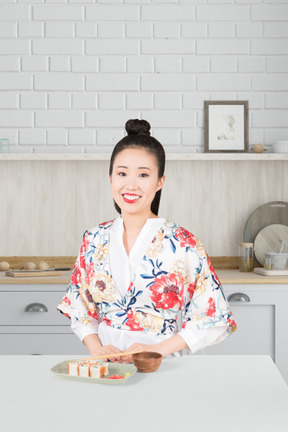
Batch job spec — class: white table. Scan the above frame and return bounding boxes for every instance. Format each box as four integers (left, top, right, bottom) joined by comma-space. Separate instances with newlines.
1, 355, 288, 432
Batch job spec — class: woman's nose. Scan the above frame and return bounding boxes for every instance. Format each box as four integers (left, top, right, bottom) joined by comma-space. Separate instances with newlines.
126, 176, 138, 189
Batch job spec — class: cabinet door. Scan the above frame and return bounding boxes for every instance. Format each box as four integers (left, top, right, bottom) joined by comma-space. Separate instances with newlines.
0, 333, 88, 355
0, 292, 68, 326
200, 303, 275, 360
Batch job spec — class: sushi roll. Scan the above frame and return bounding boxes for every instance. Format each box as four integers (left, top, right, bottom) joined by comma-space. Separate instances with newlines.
89, 362, 109, 378
68, 360, 83, 376
78, 363, 91, 377
68, 360, 108, 378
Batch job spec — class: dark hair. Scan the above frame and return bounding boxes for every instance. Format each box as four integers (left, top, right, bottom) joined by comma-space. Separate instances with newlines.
109, 119, 166, 216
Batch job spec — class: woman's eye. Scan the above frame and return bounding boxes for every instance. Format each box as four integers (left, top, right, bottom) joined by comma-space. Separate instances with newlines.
118, 172, 126, 176
139, 173, 148, 178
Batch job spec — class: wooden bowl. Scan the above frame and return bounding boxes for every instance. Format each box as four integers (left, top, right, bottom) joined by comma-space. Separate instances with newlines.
132, 352, 162, 373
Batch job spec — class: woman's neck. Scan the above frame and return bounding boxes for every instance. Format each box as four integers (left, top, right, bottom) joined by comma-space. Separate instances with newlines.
120, 211, 157, 256
120, 211, 158, 235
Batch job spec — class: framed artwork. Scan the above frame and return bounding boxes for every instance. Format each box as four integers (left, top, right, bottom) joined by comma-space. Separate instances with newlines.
204, 100, 249, 153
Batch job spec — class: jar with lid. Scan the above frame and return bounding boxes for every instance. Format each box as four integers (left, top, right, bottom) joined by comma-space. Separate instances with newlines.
239, 242, 254, 272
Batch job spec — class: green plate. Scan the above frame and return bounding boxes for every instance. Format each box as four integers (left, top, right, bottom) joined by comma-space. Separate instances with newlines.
50, 360, 137, 385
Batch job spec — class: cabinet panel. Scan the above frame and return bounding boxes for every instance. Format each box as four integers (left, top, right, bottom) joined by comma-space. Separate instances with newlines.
0, 292, 66, 326
0, 333, 87, 355
201, 304, 275, 360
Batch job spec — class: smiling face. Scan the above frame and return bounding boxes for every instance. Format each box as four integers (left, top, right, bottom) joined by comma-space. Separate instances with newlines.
110, 147, 165, 219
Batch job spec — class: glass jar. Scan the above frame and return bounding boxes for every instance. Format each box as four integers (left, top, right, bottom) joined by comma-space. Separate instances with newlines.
239, 242, 254, 272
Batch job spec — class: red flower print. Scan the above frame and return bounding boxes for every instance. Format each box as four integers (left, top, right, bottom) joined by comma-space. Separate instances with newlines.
150, 273, 184, 310
88, 310, 98, 320
188, 282, 196, 299
103, 316, 112, 327
62, 296, 71, 306
71, 266, 81, 285
126, 311, 144, 331
206, 297, 216, 317
100, 219, 114, 227
227, 318, 237, 328
175, 228, 196, 249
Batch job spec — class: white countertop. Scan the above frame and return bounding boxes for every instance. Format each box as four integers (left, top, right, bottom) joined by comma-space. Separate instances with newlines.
1, 355, 287, 432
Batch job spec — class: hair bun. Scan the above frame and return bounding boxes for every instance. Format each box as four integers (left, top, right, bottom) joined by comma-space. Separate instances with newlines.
125, 119, 151, 136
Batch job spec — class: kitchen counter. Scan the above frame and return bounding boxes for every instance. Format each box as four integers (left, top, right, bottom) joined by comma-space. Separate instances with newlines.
0, 355, 287, 432
0, 270, 72, 285
1, 268, 288, 285
217, 269, 288, 284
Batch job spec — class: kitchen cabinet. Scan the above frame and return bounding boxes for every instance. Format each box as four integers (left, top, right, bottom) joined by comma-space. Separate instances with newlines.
0, 270, 288, 384
0, 282, 87, 355
196, 281, 288, 385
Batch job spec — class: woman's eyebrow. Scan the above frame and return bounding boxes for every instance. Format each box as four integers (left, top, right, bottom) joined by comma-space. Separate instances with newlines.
116, 165, 151, 170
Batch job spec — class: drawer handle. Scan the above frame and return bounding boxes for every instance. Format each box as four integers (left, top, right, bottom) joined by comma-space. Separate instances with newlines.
25, 303, 48, 312
228, 293, 250, 302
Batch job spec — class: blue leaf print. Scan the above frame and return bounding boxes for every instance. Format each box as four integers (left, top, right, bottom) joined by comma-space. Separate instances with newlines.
140, 273, 155, 279
170, 238, 176, 253
218, 285, 226, 300
156, 259, 163, 268
116, 311, 127, 317
152, 269, 167, 278
152, 304, 160, 313
186, 300, 191, 309
127, 297, 137, 308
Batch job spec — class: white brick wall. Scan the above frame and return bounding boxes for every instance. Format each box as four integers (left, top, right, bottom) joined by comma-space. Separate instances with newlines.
0, 1, 287, 152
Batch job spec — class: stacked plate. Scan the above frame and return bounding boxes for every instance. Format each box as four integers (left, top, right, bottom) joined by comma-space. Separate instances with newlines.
244, 201, 288, 269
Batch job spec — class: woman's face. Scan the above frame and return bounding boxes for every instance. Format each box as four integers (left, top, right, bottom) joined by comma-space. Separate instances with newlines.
110, 147, 165, 218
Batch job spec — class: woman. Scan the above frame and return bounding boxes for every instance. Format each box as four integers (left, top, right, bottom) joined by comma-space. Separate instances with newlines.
57, 119, 237, 363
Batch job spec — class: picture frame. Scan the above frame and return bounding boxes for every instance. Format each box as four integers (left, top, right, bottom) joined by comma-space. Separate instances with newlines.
204, 100, 249, 153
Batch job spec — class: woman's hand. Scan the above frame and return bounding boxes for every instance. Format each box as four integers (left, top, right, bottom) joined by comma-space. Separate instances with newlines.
120, 343, 163, 363
83, 335, 124, 362
90, 344, 124, 362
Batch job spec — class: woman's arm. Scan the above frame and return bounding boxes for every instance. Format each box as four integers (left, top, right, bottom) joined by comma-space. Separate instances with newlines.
122, 334, 188, 363
154, 334, 188, 356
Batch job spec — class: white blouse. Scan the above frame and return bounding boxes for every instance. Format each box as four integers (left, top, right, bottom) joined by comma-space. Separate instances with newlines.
71, 216, 227, 354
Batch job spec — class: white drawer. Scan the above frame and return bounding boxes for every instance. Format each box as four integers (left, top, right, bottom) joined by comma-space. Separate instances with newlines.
0, 292, 67, 326
0, 333, 87, 355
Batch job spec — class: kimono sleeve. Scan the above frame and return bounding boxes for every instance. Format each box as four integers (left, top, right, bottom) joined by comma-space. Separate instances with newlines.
181, 240, 237, 346
57, 230, 98, 328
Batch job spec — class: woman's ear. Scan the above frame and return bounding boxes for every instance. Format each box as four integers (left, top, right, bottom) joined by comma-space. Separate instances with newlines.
157, 174, 165, 191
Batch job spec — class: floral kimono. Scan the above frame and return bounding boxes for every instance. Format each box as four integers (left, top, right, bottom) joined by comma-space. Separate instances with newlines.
57, 219, 237, 344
